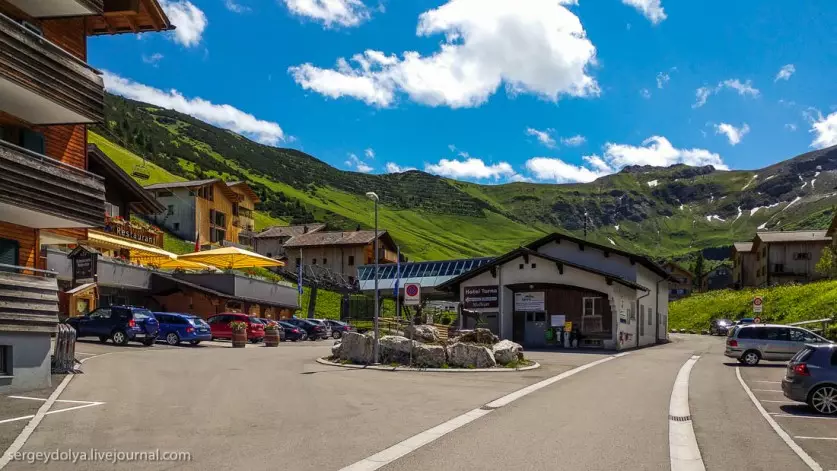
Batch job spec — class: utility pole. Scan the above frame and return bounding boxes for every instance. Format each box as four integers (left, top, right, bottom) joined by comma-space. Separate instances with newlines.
366, 192, 380, 364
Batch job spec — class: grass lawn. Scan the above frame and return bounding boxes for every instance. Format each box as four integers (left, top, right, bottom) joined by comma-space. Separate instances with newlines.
89, 131, 184, 185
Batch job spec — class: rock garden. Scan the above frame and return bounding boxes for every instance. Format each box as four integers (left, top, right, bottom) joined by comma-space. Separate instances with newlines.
327, 326, 535, 370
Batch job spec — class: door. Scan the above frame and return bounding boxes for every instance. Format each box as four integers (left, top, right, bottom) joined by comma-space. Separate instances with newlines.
86, 307, 112, 337
512, 312, 525, 344
523, 312, 547, 347
763, 327, 793, 360
156, 314, 172, 338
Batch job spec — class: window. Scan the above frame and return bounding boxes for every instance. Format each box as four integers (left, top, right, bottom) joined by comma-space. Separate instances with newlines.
0, 126, 45, 154
0, 238, 20, 268
534, 312, 546, 322
348, 255, 355, 266
582, 298, 603, 333
232, 203, 240, 216
531, 263, 537, 269
89, 307, 112, 319
167, 205, 174, 216
105, 202, 120, 218
648, 307, 653, 325
323, 258, 328, 265
0, 345, 9, 376
312, 259, 317, 265
583, 298, 601, 316
793, 252, 812, 260
773, 263, 784, 273
210, 228, 225, 243
790, 329, 821, 343
765, 327, 789, 342
737, 327, 755, 339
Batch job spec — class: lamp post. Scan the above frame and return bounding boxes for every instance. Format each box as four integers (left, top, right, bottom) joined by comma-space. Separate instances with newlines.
365, 191, 380, 364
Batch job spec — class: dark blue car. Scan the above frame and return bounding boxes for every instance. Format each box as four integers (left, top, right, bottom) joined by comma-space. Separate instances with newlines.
67, 306, 159, 346
154, 313, 212, 346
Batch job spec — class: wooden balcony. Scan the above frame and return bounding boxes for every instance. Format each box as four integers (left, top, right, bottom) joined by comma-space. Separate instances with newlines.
0, 140, 105, 228
0, 13, 104, 124
0, 264, 59, 333
5, 0, 103, 18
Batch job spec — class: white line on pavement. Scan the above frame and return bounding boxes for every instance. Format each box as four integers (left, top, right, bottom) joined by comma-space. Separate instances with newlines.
736, 367, 823, 471
0, 402, 104, 426
795, 437, 837, 441
7, 396, 102, 405
669, 355, 705, 471
340, 353, 630, 471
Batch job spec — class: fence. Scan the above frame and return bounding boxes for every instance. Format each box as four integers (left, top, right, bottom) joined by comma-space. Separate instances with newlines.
52, 324, 77, 374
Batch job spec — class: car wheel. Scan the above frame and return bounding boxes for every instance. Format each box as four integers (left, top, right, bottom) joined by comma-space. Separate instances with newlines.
166, 332, 180, 346
332, 331, 342, 339
112, 330, 129, 346
809, 385, 837, 415
742, 350, 761, 366
98, 336, 108, 343
190, 340, 201, 346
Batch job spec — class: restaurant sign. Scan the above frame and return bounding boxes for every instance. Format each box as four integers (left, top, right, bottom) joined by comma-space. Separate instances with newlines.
463, 286, 499, 309
68, 245, 99, 285
103, 221, 163, 247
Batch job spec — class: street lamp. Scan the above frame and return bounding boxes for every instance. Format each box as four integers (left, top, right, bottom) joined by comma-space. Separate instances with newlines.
365, 191, 380, 364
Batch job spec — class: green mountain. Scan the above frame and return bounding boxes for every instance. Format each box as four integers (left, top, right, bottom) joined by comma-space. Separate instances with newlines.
95, 93, 837, 262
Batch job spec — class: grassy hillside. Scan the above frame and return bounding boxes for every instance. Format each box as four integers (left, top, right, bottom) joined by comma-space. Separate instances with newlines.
669, 282, 837, 332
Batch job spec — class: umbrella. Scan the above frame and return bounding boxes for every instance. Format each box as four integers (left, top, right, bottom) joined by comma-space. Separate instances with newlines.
177, 246, 285, 270
153, 258, 217, 271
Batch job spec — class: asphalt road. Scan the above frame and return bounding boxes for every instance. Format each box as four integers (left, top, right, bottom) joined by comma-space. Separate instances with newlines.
3, 335, 835, 470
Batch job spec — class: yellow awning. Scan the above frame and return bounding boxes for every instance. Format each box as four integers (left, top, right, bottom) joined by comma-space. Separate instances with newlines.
85, 230, 177, 264
177, 246, 285, 269
154, 258, 217, 271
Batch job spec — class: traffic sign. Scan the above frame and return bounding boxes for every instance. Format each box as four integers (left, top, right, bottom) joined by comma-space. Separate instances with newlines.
753, 317, 762, 324
753, 296, 763, 313
404, 283, 421, 306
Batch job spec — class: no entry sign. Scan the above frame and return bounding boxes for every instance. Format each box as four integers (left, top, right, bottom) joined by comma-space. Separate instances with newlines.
404, 283, 421, 306
753, 296, 763, 313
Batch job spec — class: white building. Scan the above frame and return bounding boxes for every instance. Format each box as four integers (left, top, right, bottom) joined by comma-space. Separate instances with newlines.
439, 233, 670, 350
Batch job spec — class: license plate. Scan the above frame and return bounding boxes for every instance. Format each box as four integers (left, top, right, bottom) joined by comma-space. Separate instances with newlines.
199, 328, 208, 332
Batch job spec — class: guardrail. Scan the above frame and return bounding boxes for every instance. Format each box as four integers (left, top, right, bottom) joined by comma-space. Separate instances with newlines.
788, 318, 834, 334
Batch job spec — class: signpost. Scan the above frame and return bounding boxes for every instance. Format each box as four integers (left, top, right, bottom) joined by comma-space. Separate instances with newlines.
68, 245, 99, 286
463, 286, 499, 309
514, 292, 545, 311
753, 296, 763, 314
404, 283, 421, 306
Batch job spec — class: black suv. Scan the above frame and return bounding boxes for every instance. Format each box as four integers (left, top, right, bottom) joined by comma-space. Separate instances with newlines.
283, 318, 328, 340
66, 306, 159, 346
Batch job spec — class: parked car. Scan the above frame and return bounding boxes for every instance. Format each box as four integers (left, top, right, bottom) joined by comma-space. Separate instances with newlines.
307, 319, 332, 337
725, 324, 832, 365
206, 313, 265, 343
252, 318, 285, 341
154, 312, 212, 346
283, 318, 328, 340
735, 318, 756, 326
325, 319, 354, 339
782, 344, 837, 415
67, 306, 159, 346
278, 321, 307, 341
709, 318, 733, 336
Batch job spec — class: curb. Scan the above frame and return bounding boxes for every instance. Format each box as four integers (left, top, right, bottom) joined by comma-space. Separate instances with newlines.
315, 357, 541, 373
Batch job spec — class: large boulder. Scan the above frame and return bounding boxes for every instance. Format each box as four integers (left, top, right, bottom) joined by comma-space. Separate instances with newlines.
492, 340, 523, 365
331, 341, 343, 358
455, 328, 499, 345
379, 336, 413, 364
412, 343, 447, 368
339, 332, 375, 364
447, 342, 496, 368
403, 324, 440, 343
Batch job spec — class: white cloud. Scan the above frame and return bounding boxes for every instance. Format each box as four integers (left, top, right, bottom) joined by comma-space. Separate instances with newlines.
425, 156, 515, 180
622, 0, 666, 24
526, 157, 604, 183
582, 155, 612, 173
561, 135, 586, 147
640, 88, 652, 99
385, 162, 417, 173
345, 153, 373, 173
810, 111, 837, 149
693, 79, 759, 108
602, 136, 728, 170
775, 64, 796, 82
525, 127, 556, 148
282, 0, 370, 27
224, 0, 250, 13
159, 0, 207, 47
142, 53, 164, 66
289, 0, 599, 109
714, 123, 750, 146
364, 148, 375, 159
656, 71, 670, 89
103, 72, 285, 145
785, 123, 797, 132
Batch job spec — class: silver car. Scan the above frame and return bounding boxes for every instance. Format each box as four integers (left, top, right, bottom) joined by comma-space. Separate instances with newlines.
724, 324, 832, 366
782, 344, 837, 415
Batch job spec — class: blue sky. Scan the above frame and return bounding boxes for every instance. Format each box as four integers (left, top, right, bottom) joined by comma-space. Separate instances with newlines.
90, 0, 837, 184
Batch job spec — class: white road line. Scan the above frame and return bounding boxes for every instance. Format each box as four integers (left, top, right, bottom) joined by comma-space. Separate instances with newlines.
736, 367, 823, 471
0, 402, 104, 426
340, 353, 629, 471
7, 396, 102, 405
795, 437, 837, 441
669, 355, 705, 471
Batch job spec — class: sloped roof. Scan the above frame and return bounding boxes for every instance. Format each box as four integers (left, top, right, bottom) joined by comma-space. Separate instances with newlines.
227, 181, 261, 204
733, 242, 754, 253
283, 230, 392, 248
755, 231, 830, 243
144, 179, 238, 201
255, 224, 326, 239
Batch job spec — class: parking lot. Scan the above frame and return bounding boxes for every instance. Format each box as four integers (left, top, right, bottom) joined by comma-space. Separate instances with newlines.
738, 362, 837, 471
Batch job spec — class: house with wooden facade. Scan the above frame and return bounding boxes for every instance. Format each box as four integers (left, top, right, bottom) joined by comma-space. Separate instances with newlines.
752, 231, 830, 286
661, 262, 693, 300
253, 223, 326, 260
0, 0, 171, 392
283, 230, 399, 282
144, 179, 260, 249
732, 242, 758, 288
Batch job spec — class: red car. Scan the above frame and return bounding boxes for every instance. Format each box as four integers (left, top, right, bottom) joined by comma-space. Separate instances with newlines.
207, 313, 265, 343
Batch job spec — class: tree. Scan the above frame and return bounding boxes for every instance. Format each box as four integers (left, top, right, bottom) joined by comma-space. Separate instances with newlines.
816, 246, 837, 278
693, 253, 705, 292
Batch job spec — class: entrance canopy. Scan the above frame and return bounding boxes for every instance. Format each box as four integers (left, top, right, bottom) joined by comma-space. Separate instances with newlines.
83, 230, 176, 265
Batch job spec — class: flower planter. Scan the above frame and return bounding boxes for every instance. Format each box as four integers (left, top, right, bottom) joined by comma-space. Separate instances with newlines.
264, 330, 280, 347
232, 331, 247, 348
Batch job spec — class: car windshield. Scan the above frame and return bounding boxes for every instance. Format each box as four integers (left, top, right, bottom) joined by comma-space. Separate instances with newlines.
132, 309, 153, 320
189, 317, 208, 327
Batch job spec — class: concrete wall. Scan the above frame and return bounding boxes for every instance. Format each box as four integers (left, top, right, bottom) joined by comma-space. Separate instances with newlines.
149, 189, 196, 242
176, 273, 299, 309
638, 265, 668, 345
0, 331, 52, 393
536, 240, 637, 281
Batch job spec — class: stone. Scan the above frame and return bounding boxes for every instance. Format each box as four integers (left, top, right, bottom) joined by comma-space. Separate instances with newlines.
379, 335, 413, 364
331, 341, 342, 358
447, 342, 496, 369
492, 340, 523, 365
403, 324, 440, 343
455, 328, 499, 345
412, 343, 447, 368
339, 332, 375, 364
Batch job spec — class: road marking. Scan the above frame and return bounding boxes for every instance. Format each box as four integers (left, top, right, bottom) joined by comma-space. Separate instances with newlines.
795, 437, 837, 441
0, 402, 104, 425
340, 353, 629, 471
7, 396, 103, 405
669, 355, 705, 471
736, 367, 823, 471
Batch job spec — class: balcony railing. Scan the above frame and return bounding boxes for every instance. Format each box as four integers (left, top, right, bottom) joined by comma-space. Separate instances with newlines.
0, 13, 104, 124
0, 263, 59, 333
0, 140, 106, 228
5, 0, 103, 18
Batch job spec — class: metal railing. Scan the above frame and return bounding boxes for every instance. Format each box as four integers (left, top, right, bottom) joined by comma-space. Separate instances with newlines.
52, 324, 78, 374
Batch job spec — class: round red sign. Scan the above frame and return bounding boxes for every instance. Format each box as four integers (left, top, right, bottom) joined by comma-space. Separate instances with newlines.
754, 317, 762, 324
405, 284, 419, 297
753, 297, 762, 306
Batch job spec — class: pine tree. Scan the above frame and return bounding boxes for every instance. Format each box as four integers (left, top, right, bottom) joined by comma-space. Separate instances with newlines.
693, 253, 705, 292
